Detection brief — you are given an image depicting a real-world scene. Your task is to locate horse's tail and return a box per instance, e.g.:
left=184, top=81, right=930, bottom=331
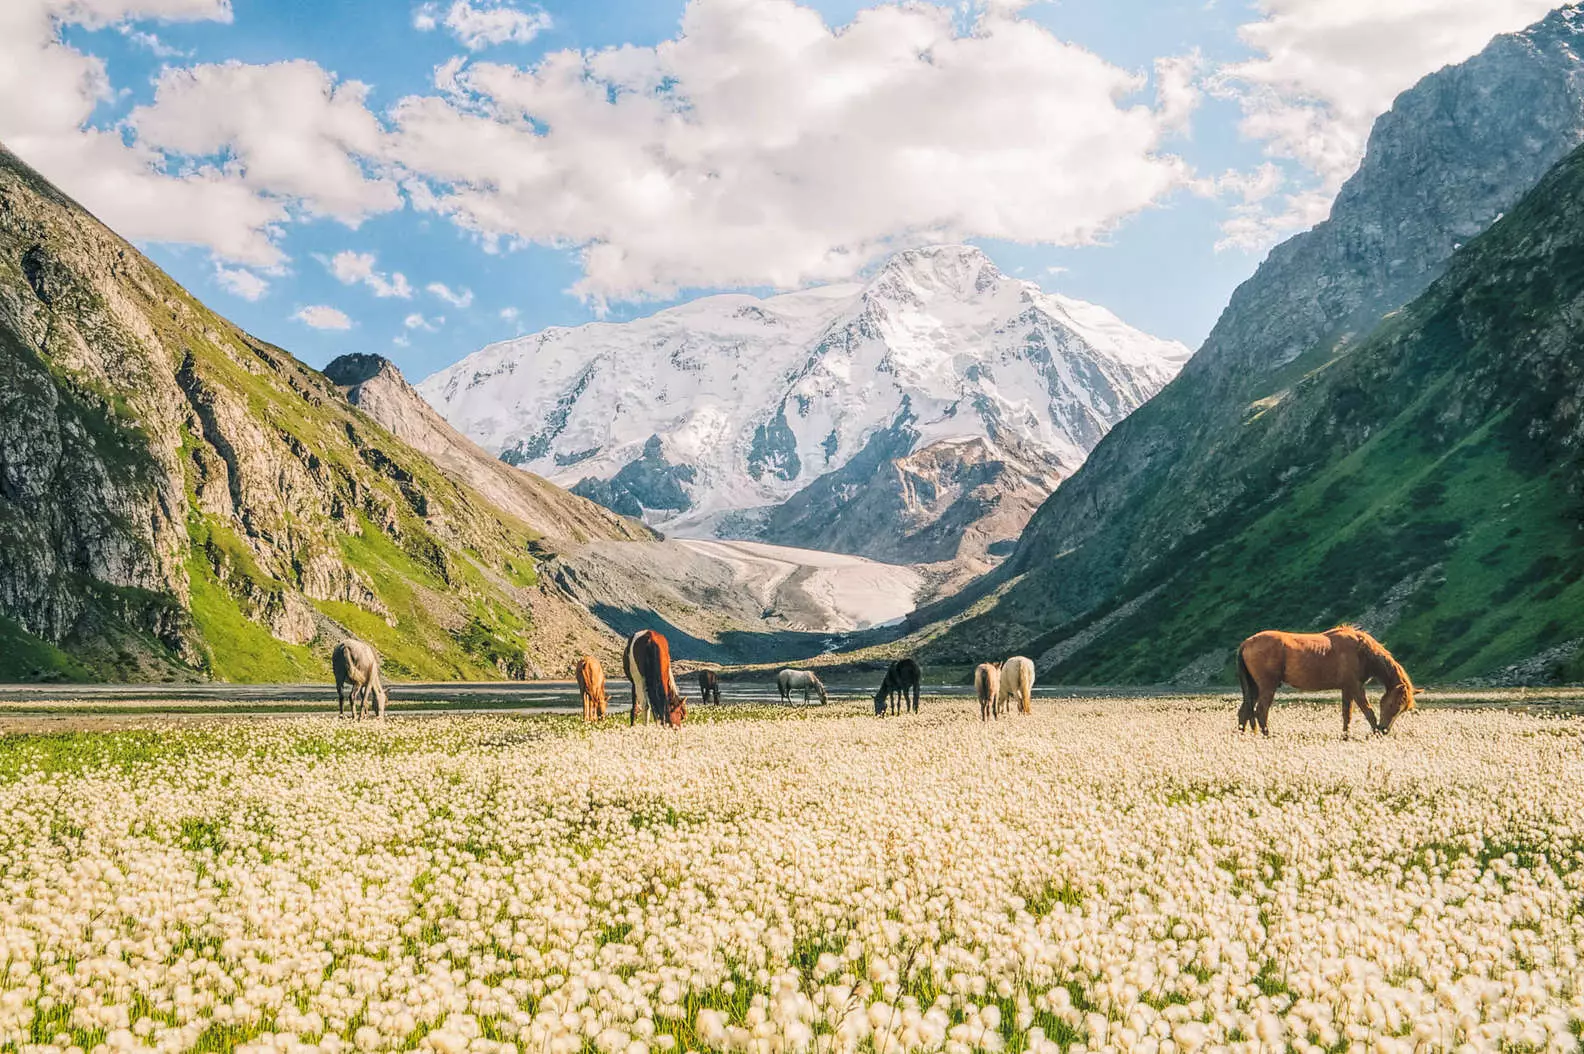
left=1236, top=646, right=1257, bottom=718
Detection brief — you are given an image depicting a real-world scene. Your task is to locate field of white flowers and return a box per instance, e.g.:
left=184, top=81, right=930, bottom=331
left=1, top=698, right=1581, bottom=1054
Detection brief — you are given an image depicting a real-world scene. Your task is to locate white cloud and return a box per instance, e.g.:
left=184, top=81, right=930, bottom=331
left=404, top=312, right=443, bottom=331
left=0, top=0, right=292, bottom=266
left=1214, top=0, right=1558, bottom=246
left=426, top=281, right=473, bottom=307
left=129, top=60, right=399, bottom=225
left=413, top=0, right=552, bottom=51
left=498, top=306, right=519, bottom=320
left=389, top=0, right=1192, bottom=302
left=294, top=305, right=354, bottom=330
left=118, top=25, right=191, bottom=58
left=326, top=250, right=413, bottom=298
left=213, top=262, right=269, bottom=300
left=1154, top=52, right=1203, bottom=136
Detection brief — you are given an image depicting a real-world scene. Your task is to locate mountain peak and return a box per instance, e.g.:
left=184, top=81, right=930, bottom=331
left=865, top=244, right=1004, bottom=302
left=324, top=353, right=406, bottom=391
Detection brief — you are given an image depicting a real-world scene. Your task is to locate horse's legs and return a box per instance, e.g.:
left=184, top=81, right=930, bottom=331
left=1255, top=687, right=1277, bottom=736
left=1354, top=687, right=1381, bottom=734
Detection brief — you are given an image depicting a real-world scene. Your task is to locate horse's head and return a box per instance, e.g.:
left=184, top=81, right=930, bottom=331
left=815, top=680, right=828, bottom=705
left=666, top=693, right=687, bottom=727
left=1377, top=680, right=1416, bottom=733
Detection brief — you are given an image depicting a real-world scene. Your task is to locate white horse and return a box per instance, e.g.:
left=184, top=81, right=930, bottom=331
left=998, top=656, right=1035, bottom=716
left=333, top=639, right=387, bottom=719
left=974, top=662, right=1001, bottom=722
left=777, top=669, right=828, bottom=705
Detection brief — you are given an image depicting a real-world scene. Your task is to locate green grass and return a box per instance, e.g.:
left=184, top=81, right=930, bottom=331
left=186, top=551, right=325, bottom=683
left=1039, top=404, right=1584, bottom=684
left=0, top=616, right=92, bottom=682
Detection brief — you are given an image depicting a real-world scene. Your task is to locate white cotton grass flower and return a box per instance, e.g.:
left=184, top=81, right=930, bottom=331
left=0, top=701, right=1581, bottom=1054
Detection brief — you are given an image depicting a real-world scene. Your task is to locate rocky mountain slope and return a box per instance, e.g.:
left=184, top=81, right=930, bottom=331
left=329, top=352, right=930, bottom=658
left=420, top=245, right=1188, bottom=567
left=0, top=142, right=646, bottom=682
left=921, top=7, right=1584, bottom=683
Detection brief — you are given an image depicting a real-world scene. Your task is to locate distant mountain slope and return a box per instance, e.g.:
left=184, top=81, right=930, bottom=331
left=920, top=6, right=1584, bottom=679
left=0, top=143, right=637, bottom=682
left=327, top=353, right=928, bottom=660
left=323, top=354, right=651, bottom=546
left=419, top=245, right=1188, bottom=566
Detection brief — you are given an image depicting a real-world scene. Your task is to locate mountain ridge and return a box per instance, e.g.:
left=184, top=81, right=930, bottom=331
left=419, top=244, right=1189, bottom=568
left=0, top=141, right=641, bottom=681
left=913, top=5, right=1584, bottom=682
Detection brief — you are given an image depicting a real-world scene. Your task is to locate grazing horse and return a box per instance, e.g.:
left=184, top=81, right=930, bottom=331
left=874, top=658, right=921, bottom=716
left=333, top=639, right=387, bottom=720
left=1237, top=625, right=1417, bottom=737
left=625, top=630, right=687, bottom=728
left=697, top=669, right=723, bottom=706
left=777, top=669, right=828, bottom=705
left=575, top=655, right=608, bottom=722
left=998, top=656, right=1035, bottom=715
left=974, top=662, right=1002, bottom=721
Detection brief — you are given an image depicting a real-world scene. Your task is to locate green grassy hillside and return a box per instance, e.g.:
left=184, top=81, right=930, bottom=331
left=0, top=143, right=626, bottom=683
left=930, top=143, right=1584, bottom=685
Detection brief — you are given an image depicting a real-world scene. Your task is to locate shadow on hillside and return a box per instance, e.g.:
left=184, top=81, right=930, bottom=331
left=586, top=603, right=909, bottom=665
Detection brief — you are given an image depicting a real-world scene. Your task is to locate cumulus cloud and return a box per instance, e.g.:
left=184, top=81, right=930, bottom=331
left=213, top=262, right=269, bottom=300
left=1214, top=0, right=1558, bottom=247
left=326, top=250, right=413, bottom=298
left=427, top=281, right=473, bottom=307
left=129, top=60, right=400, bottom=224
left=293, top=305, right=353, bottom=329
left=413, top=0, right=552, bottom=50
left=389, top=0, right=1192, bottom=302
left=0, top=0, right=296, bottom=266
left=404, top=312, right=442, bottom=331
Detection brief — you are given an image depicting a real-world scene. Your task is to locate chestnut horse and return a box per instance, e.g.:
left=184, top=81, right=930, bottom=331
left=1237, top=625, right=1416, bottom=737
left=574, top=655, right=608, bottom=722
left=625, top=629, right=687, bottom=727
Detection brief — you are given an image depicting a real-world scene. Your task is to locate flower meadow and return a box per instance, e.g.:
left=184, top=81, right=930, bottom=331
left=1, top=699, right=1582, bottom=1054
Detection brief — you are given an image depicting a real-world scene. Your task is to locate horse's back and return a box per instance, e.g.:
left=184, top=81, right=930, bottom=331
left=333, top=639, right=378, bottom=684
left=1241, top=628, right=1363, bottom=689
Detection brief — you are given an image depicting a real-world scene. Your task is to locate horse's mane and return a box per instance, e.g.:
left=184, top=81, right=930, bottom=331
left=1334, top=625, right=1412, bottom=693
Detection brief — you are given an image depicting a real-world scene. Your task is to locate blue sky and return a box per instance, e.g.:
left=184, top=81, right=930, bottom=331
left=11, top=0, right=1561, bottom=378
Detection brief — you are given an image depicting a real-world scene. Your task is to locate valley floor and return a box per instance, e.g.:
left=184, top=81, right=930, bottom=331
left=1, top=698, right=1582, bottom=1053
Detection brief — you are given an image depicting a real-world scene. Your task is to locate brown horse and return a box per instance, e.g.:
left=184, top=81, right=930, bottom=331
left=624, top=629, right=687, bottom=728
left=575, top=655, right=608, bottom=722
left=1237, top=625, right=1416, bottom=737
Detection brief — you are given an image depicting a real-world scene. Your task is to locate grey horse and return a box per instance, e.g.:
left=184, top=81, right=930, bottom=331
left=332, top=639, right=388, bottom=719
left=776, top=668, right=828, bottom=705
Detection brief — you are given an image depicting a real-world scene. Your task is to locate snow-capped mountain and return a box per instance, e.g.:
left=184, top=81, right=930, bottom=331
left=419, top=245, right=1190, bottom=561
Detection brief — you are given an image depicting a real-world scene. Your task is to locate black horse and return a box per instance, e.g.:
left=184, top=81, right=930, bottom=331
left=696, top=669, right=723, bottom=706
left=874, top=658, right=921, bottom=716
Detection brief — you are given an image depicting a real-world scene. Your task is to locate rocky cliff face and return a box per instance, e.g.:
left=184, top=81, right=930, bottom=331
left=925, top=7, right=1584, bottom=670
left=0, top=143, right=638, bottom=682
left=757, top=427, right=1064, bottom=589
